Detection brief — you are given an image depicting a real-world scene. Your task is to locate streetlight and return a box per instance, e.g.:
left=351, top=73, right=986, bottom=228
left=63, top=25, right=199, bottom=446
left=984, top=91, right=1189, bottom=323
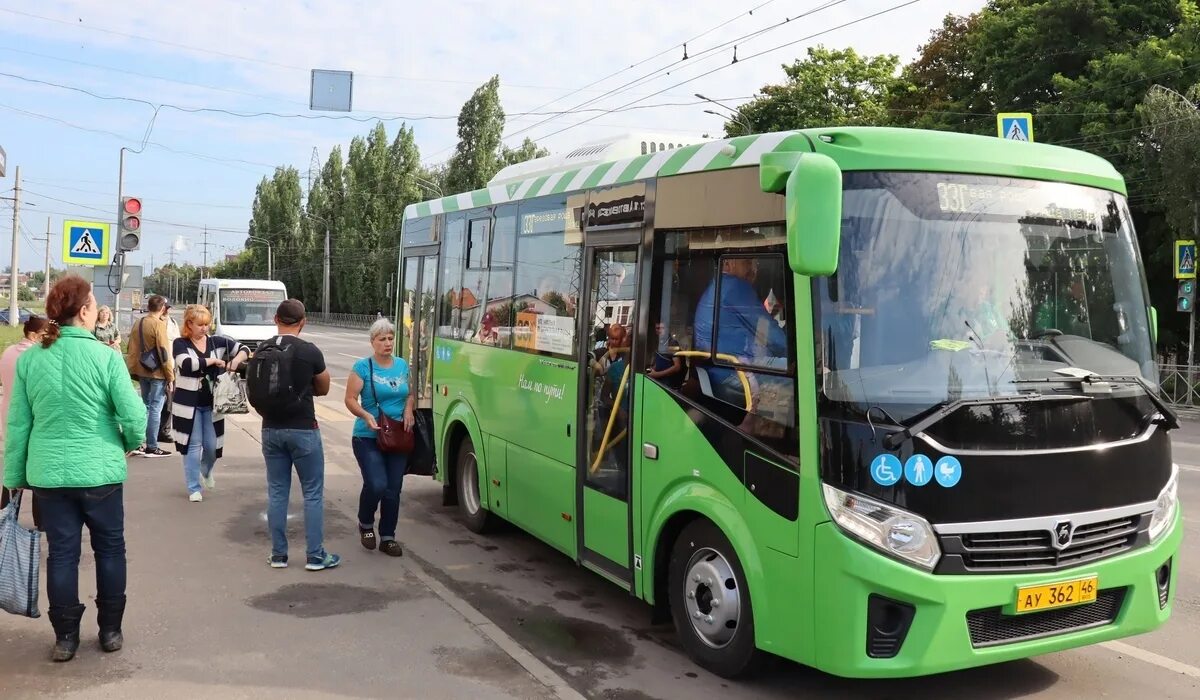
left=697, top=93, right=753, bottom=134
left=245, top=235, right=273, bottom=280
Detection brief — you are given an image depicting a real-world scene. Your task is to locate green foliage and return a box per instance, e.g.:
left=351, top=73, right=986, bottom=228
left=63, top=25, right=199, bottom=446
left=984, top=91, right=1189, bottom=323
left=728, top=47, right=907, bottom=136
left=446, top=76, right=507, bottom=194
left=17, top=285, right=35, bottom=302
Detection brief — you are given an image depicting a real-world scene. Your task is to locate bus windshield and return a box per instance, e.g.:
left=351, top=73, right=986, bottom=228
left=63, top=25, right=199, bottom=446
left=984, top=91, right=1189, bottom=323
left=218, top=288, right=286, bottom=326
left=815, top=172, right=1155, bottom=420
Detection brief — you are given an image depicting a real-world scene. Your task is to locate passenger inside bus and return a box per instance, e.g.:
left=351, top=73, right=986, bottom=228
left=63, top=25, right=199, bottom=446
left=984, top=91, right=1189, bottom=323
left=694, top=257, right=788, bottom=407
left=647, top=320, right=683, bottom=388
left=590, top=323, right=631, bottom=482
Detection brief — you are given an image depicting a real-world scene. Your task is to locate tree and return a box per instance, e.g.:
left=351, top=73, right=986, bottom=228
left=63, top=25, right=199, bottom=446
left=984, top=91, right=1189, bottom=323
left=727, top=47, right=907, bottom=136
left=445, top=76, right=507, bottom=193
left=502, top=137, right=549, bottom=167
left=1144, top=84, right=1200, bottom=243
left=17, top=285, right=35, bottom=302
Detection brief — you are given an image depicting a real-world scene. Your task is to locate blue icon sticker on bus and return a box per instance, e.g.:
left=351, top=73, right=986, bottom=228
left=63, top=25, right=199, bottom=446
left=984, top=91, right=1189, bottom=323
left=935, top=456, right=963, bottom=488
left=870, top=454, right=903, bottom=486
left=905, top=454, right=933, bottom=486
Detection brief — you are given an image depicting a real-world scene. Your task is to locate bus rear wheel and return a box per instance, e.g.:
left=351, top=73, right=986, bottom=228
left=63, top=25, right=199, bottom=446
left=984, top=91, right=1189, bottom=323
left=668, top=520, right=762, bottom=678
left=455, top=435, right=494, bottom=533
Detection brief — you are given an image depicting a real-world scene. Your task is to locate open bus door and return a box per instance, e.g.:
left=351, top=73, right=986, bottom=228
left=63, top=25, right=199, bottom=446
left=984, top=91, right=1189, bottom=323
left=399, top=248, right=439, bottom=479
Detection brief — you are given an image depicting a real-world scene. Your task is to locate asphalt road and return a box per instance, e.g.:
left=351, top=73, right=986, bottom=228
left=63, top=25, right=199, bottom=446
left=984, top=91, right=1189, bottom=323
left=302, top=323, right=1200, bottom=699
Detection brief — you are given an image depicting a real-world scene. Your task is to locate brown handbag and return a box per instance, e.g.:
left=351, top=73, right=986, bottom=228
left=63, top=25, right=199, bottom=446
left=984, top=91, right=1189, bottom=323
left=369, top=359, right=414, bottom=454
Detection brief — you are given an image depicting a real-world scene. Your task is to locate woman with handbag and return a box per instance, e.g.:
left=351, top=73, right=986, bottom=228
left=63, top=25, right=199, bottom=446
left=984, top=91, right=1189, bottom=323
left=343, top=318, right=414, bottom=557
left=1, top=315, right=48, bottom=529
left=3, top=275, right=147, bottom=662
left=171, top=305, right=249, bottom=502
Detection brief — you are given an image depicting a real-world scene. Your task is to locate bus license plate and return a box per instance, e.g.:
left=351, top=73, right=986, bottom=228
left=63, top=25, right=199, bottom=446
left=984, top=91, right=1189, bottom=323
left=1015, top=576, right=1098, bottom=613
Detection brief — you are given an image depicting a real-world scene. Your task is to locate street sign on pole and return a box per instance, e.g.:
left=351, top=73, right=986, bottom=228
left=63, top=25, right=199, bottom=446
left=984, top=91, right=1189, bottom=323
left=62, top=220, right=111, bottom=265
left=1175, top=239, right=1196, bottom=279
left=997, top=112, right=1034, bottom=142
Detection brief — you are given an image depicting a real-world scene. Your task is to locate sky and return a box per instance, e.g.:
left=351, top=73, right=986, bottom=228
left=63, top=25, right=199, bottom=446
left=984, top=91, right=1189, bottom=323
left=0, top=0, right=985, bottom=275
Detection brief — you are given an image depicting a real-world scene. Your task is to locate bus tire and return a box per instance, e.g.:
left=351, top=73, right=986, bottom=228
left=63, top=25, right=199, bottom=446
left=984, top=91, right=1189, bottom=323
left=455, top=435, right=494, bottom=534
left=668, top=519, right=762, bottom=678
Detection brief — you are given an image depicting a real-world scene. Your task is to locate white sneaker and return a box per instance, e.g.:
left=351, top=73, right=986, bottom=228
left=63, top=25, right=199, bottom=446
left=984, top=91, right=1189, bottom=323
left=202, top=472, right=215, bottom=489
left=188, top=492, right=203, bottom=503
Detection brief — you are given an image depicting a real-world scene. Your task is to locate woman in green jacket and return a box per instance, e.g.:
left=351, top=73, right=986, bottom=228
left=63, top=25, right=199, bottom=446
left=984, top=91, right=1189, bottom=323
left=2, top=275, right=147, bottom=662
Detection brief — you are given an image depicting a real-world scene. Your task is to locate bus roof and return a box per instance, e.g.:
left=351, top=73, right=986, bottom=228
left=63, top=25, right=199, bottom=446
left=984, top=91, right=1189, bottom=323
left=199, top=278, right=287, bottom=290
left=402, top=127, right=1126, bottom=221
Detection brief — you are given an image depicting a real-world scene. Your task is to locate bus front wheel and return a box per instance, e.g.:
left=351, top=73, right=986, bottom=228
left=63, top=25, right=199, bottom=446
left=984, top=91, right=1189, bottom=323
left=668, top=520, right=762, bottom=678
left=455, top=435, right=494, bottom=533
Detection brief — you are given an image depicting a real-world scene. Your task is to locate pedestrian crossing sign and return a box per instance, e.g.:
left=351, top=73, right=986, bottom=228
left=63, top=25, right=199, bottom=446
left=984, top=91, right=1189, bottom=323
left=997, top=112, right=1034, bottom=142
left=62, top=220, right=111, bottom=265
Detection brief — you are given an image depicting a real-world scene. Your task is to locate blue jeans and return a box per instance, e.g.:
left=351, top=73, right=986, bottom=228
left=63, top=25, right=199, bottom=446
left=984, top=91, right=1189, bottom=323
left=34, top=485, right=126, bottom=615
left=184, top=407, right=217, bottom=494
left=261, top=428, right=326, bottom=560
left=351, top=437, right=407, bottom=539
left=139, top=378, right=167, bottom=449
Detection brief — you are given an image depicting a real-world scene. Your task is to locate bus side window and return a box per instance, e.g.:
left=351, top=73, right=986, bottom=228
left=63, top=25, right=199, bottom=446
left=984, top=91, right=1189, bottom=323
left=649, top=226, right=798, bottom=459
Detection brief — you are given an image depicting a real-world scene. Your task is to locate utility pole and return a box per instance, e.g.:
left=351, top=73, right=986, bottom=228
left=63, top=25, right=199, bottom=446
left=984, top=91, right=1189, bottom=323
left=201, top=226, right=209, bottom=276
left=322, top=225, right=330, bottom=320
left=41, top=216, right=50, bottom=301
left=8, top=165, right=19, bottom=327
left=1191, top=201, right=1199, bottom=383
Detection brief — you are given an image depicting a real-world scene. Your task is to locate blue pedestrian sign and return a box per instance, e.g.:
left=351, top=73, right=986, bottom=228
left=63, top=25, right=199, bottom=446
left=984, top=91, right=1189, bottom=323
left=905, top=454, right=933, bottom=487
left=870, top=454, right=902, bottom=487
left=997, top=112, right=1034, bottom=142
left=62, top=220, right=111, bottom=266
left=1175, top=240, right=1196, bottom=279
left=934, top=456, right=963, bottom=488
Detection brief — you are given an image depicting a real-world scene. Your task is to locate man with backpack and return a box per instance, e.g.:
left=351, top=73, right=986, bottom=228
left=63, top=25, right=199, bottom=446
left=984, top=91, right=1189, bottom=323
left=125, top=295, right=175, bottom=457
left=245, top=299, right=340, bottom=571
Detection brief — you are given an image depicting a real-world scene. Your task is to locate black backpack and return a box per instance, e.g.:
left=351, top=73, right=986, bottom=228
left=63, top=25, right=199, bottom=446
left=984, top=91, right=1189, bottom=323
left=246, top=336, right=303, bottom=417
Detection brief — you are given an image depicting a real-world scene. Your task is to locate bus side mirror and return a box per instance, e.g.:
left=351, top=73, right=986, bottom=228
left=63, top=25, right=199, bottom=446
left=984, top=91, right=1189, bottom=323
left=760, top=151, right=842, bottom=276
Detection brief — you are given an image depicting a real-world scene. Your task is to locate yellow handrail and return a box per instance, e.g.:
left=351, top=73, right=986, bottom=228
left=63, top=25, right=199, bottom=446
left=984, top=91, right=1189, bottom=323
left=672, top=350, right=753, bottom=411
left=590, top=363, right=631, bottom=474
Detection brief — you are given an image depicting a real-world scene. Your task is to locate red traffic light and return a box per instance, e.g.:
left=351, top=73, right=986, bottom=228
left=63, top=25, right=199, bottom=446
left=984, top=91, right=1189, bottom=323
left=123, top=215, right=141, bottom=230
left=122, top=197, right=142, bottom=215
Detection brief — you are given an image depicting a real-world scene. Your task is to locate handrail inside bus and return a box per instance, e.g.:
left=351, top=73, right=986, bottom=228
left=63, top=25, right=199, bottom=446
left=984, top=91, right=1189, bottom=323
left=591, top=363, right=631, bottom=474
left=672, top=351, right=753, bottom=412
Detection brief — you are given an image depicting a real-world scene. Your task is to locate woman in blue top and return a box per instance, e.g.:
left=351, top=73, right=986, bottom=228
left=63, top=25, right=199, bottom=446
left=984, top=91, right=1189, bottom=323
left=343, top=318, right=414, bottom=557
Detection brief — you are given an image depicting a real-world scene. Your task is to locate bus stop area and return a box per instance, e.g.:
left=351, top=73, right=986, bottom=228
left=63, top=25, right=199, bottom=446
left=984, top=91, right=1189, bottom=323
left=0, top=414, right=572, bottom=700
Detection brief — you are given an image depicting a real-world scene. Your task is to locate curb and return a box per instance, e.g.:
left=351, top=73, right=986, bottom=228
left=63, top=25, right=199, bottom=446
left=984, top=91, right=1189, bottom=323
left=229, top=421, right=585, bottom=700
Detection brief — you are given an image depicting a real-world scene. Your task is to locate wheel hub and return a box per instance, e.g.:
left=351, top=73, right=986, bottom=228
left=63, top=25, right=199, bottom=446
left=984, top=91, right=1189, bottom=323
left=683, top=547, right=740, bottom=648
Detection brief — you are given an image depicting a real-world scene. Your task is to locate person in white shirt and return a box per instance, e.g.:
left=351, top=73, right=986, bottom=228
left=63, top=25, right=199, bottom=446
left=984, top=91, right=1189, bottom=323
left=160, top=303, right=182, bottom=443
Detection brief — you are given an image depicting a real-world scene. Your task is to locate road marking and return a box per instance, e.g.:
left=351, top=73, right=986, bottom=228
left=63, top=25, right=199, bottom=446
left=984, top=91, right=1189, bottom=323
left=1100, top=641, right=1200, bottom=678
left=314, top=402, right=353, bottom=423
left=1178, top=463, right=1200, bottom=473
left=337, top=352, right=360, bottom=359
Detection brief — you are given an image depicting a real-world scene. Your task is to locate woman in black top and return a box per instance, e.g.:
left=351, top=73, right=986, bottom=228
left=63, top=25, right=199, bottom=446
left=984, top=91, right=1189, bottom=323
left=171, top=304, right=248, bottom=502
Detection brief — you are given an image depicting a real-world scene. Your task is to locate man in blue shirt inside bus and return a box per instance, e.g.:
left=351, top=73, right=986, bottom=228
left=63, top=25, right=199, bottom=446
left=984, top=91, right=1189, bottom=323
left=694, top=257, right=788, bottom=407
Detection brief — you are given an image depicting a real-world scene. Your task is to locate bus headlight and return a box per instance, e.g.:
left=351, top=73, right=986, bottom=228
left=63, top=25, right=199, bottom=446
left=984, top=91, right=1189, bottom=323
left=1149, top=465, right=1179, bottom=543
left=822, top=483, right=941, bottom=571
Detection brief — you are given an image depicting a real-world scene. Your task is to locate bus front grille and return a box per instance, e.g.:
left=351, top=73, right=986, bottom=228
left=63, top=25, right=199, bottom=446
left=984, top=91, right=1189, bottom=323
left=966, top=588, right=1126, bottom=648
left=938, top=514, right=1146, bottom=573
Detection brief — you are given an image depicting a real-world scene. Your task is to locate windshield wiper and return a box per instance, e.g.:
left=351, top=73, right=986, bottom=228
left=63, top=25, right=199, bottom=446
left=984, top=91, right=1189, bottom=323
left=1011, top=369, right=1180, bottom=430
left=882, top=393, right=1093, bottom=450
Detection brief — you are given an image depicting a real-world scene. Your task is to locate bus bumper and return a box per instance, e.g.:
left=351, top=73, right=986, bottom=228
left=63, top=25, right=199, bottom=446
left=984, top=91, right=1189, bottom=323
left=808, top=509, right=1182, bottom=678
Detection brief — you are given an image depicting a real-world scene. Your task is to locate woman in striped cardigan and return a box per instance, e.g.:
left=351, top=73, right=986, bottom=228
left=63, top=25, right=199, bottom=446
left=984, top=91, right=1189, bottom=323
left=172, top=305, right=249, bottom=502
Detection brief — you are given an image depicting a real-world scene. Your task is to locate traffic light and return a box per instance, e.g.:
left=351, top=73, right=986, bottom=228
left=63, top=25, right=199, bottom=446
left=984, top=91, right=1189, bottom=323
left=1178, top=279, right=1195, bottom=313
left=118, top=196, right=142, bottom=251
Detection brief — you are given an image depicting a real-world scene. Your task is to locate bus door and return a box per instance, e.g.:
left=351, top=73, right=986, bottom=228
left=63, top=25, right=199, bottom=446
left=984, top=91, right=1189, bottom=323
left=577, top=236, right=641, bottom=587
left=399, top=247, right=439, bottom=477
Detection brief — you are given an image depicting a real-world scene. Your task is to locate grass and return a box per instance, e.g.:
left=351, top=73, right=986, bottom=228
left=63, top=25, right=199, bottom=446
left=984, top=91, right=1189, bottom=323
left=0, top=325, right=26, bottom=355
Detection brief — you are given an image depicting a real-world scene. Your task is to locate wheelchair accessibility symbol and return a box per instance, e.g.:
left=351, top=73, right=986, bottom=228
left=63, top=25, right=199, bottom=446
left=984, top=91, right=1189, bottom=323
left=870, top=454, right=903, bottom=486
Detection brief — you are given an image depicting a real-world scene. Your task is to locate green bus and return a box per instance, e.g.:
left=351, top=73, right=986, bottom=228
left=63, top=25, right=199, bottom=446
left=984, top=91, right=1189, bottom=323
left=396, top=127, right=1181, bottom=678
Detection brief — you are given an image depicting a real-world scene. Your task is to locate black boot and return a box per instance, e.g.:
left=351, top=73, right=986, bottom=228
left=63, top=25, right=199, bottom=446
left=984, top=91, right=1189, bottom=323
left=96, top=596, right=126, bottom=652
left=48, top=603, right=86, bottom=662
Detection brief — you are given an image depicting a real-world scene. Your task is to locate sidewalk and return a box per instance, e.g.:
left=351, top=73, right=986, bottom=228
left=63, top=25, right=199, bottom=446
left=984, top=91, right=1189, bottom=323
left=0, top=420, right=565, bottom=700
